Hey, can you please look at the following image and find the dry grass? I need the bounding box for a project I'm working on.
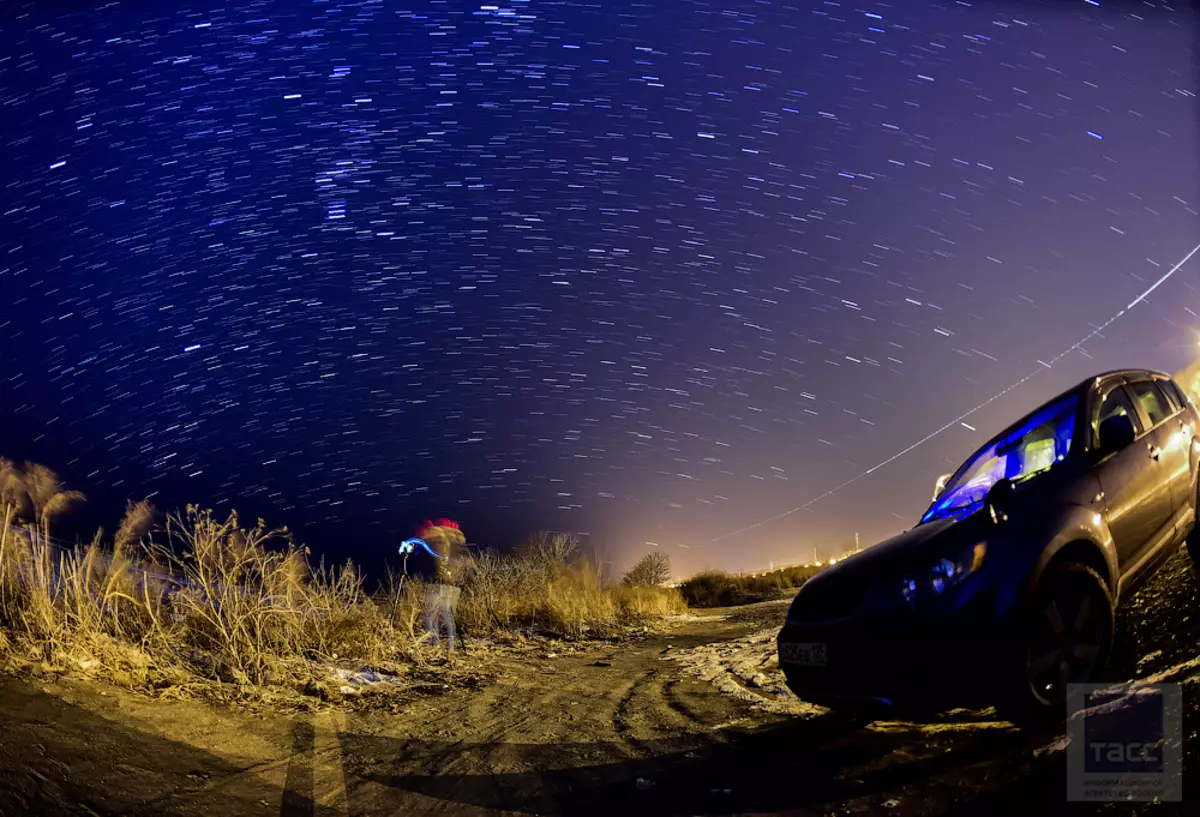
[0,464,416,690]
[456,532,686,639]
[0,459,689,699]
[610,583,689,618]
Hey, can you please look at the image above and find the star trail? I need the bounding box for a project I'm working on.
[1,0,1197,577]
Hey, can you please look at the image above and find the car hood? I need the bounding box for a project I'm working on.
[800,513,986,599]
[785,515,983,622]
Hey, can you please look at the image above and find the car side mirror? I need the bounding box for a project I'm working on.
[932,472,951,501]
[1097,413,1136,456]
[984,477,1014,524]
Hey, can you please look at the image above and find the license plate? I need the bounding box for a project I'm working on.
[779,641,827,667]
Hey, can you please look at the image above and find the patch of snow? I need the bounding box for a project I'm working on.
[1036,658,1200,756]
[330,667,401,688]
[1134,654,1200,686]
[1033,734,1071,757]
[666,628,826,717]
[1135,650,1162,673]
[670,629,1008,732]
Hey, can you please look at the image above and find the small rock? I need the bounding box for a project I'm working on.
[591,661,612,668]
[882,800,900,809]
[635,777,655,791]
[1136,650,1163,671]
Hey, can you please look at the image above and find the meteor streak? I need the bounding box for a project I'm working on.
[711,241,1200,544]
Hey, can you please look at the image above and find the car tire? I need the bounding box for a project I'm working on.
[995,563,1114,728]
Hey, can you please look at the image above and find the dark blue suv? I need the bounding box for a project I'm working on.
[778,369,1200,723]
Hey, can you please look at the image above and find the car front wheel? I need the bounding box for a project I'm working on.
[996,563,1114,727]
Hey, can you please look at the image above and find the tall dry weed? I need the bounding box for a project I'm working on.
[455,532,686,639]
[145,507,393,684]
[0,456,690,697]
[0,490,413,690]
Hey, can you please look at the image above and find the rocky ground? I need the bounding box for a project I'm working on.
[1,551,1198,816]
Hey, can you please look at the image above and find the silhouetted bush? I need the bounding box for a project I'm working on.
[680,564,822,608]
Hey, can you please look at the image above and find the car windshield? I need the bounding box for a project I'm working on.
[920,392,1079,524]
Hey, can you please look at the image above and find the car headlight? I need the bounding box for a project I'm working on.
[900,542,987,605]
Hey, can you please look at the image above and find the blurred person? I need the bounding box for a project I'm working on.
[415,518,467,651]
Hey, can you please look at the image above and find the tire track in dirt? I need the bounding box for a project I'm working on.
[335,621,766,815]
[339,652,612,814]
[333,562,1200,816]
[27,589,1200,816]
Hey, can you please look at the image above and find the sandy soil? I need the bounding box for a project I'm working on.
[1,552,1199,816]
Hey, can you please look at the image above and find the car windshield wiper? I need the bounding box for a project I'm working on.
[1012,468,1049,486]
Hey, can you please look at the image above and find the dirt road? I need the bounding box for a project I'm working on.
[2,553,1199,816]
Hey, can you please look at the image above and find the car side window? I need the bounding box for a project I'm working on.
[1093,387,1140,444]
[1128,380,1172,427]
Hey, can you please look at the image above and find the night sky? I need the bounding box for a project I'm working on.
[1,0,1197,579]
